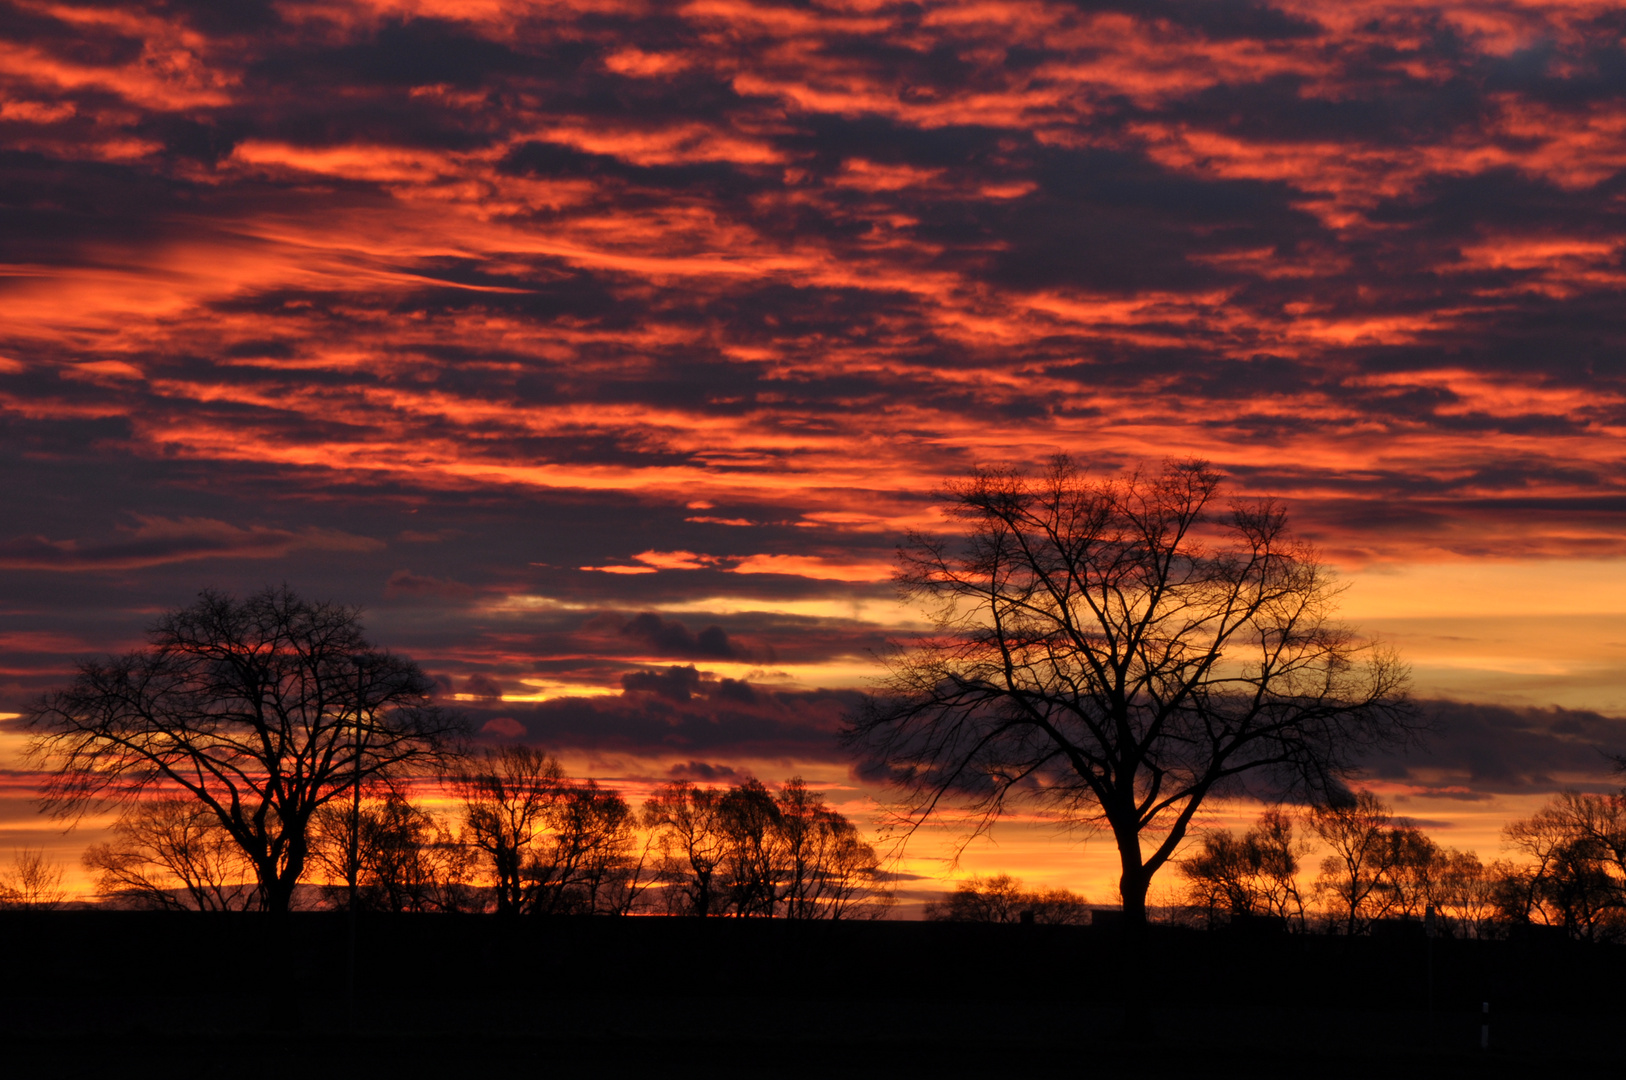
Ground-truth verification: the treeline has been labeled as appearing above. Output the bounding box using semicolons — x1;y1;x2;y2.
73;748;890;919
1172;788;1626;941
919;788;1626;941
924;873;1090;925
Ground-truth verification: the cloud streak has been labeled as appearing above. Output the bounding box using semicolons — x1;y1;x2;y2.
0;517;381;571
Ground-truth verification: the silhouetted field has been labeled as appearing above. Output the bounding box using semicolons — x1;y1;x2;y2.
3;913;1619;1078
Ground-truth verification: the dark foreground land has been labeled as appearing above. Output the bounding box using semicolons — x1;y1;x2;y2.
2;912;1620;1078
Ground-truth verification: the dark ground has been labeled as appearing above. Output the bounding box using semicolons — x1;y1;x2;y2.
2;913;1618;1078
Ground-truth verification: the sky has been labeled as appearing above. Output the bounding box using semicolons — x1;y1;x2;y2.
4;0;1626;905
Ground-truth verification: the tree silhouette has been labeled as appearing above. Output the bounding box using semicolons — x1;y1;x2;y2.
1501;791;1626;941
530;779;647;915
310;788;478;913
718;780;783;916
775;779;888;920
846;458;1414;927
453;747;649;915
644;778;888;918
451;746;563;915
26;587;466;914
643;781;729;916
1310;792;1401;934
0;848;66;910
924;873;1089;924
84;797;260;910
1434;849;1498;939
1179;810;1309;929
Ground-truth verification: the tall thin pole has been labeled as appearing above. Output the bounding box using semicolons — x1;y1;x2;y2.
1424;902;1435;1046
347;681;363;1029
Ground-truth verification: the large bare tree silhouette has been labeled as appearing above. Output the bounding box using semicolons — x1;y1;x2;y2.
27;587;466;913
847;458;1414;927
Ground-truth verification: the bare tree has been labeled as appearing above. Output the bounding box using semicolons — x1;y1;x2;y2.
567;780;654;916
1179;831;1257;926
1247;809;1310;927
1501;791;1626;941
0;848;66;910
1385;825;1444;921
643;781;729;916
26;588;466;914
310;788;477;913
644;778;889;918
1178;808;1308;929
718;779;783;917
775;779;889;920
925;872;1027;922
1310;791;1402;934
846;458;1414;927
452;748;648;915
1434;849;1498;939
531;779;648;916
84;797;260;911
809;821;892;920
450;746;563;915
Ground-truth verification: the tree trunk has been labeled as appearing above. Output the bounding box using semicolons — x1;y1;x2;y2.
1118;864;1150;928
265;871;298;914
1115;823;1151;929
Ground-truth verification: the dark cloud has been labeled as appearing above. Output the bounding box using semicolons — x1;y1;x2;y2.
620;664;705;701
617;612;763;661
1364;701;1626;797
453;687;863;762
0;518;381;571
667;760;745;783
384;570;474;598
462;674;506;702
239;15;543;109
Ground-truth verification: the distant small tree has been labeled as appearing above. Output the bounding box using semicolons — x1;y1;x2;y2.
1501;791;1626;941
451;746;564;915
310;789;477;913
718;780;785;917
0;848;66;910
1384;825;1444;922
924;873;1089;924
644;781;729;916
84;798;259;911
645;778;889;918
452;747;649;916
530;779;648;916
776;779;888;920
1307;791;1485;934
1179;808;1308;929
1180;832;1255;926
1248;809;1310;927
1434;849;1498;939
1310;792;1402;934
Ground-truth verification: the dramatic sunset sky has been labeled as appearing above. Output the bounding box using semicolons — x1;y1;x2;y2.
4;0;1626;905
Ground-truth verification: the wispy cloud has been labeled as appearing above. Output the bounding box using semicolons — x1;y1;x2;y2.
0;517;381;571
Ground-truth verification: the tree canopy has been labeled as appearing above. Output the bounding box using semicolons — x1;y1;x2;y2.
27;586;466;913
845;457;1415;926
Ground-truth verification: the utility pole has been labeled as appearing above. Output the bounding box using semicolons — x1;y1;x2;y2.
1425;902;1436;1046
347;686;363;1031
